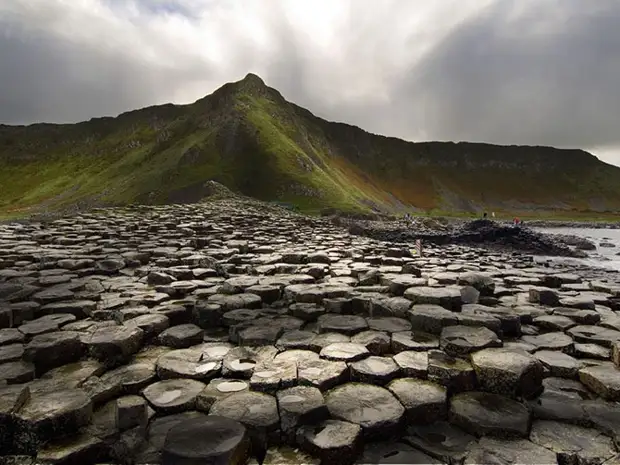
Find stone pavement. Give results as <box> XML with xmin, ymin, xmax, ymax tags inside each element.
<box><xmin>1</xmin><ymin>199</ymin><xmax>620</xmax><ymax>464</ymax></box>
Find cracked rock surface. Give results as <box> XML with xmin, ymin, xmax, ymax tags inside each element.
<box><xmin>1</xmin><ymin>198</ymin><xmax>619</xmax><ymax>464</ymax></box>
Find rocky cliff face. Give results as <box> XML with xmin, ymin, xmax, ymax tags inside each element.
<box><xmin>1</xmin><ymin>73</ymin><xmax>620</xmax><ymax>218</ymax></box>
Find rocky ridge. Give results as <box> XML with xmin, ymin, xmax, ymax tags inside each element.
<box><xmin>1</xmin><ymin>197</ymin><xmax>620</xmax><ymax>464</ymax></box>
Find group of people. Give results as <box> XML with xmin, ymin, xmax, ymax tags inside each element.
<box><xmin>482</xmin><ymin>211</ymin><xmax>524</xmax><ymax>226</ymax></box>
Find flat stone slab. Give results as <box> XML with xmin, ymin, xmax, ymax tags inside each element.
<box><xmin>579</xmin><ymin>363</ymin><xmax>620</xmax><ymax>401</ymax></box>
<box><xmin>388</xmin><ymin>378</ymin><xmax>447</xmax><ymax>424</ymax></box>
<box><xmin>351</xmin><ymin>330</ymin><xmax>391</xmax><ymax>355</ymax></box>
<box><xmin>15</xmin><ymin>389</ymin><xmax>93</xmax><ymax>453</ymax></box>
<box><xmin>196</xmin><ymin>378</ymin><xmax>250</xmax><ymax>412</ymax></box>
<box><xmin>298</xmin><ymin>358</ymin><xmax>348</xmax><ymax>391</ymax></box>
<box><xmin>407</xmin><ymin>305</ymin><xmax>458</xmax><ymax>334</ymax></box>
<box><xmin>0</xmin><ymin>360</ymin><xmax>35</xmax><ymax>384</ymax></box>
<box><xmin>296</xmin><ymin>419</ymin><xmax>362</xmax><ymax>464</ymax></box>
<box><xmin>317</xmin><ymin>314</ymin><xmax>368</xmax><ymax>335</ymax></box>
<box><xmin>521</xmin><ymin>332</ymin><xmax>574</xmax><ymax>353</ymax></box>
<box><xmin>391</xmin><ymin>330</ymin><xmax>439</xmax><ymax>352</ymax></box>
<box><xmin>23</xmin><ymin>331</ymin><xmax>84</xmax><ymax>375</ymax></box>
<box><xmin>404</xmin><ymin>287</ymin><xmax>462</xmax><ymax>311</ymax></box>
<box><xmin>392</xmin><ymin>351</ymin><xmax>428</xmax><ymax>378</ymax></box>
<box><xmin>276</xmin><ymin>385</ymin><xmax>328</xmax><ymax>436</ymax></box>
<box><xmin>470</xmin><ymin>348</ymin><xmax>543</xmax><ymax>399</ymax></box>
<box><xmin>350</xmin><ymin>356</ymin><xmax>401</xmax><ymax>385</ymax></box>
<box><xmin>84</xmin><ymin>325</ymin><xmax>144</xmax><ymax>366</ymax></box>
<box><xmin>568</xmin><ymin>325</ymin><xmax>620</xmax><ymax>348</ymax></box>
<box><xmin>427</xmin><ymin>350</ymin><xmax>476</xmax><ymax>392</ymax></box>
<box><xmin>535</xmin><ymin>350</ymin><xmax>582</xmax><ymax>378</ymax></box>
<box><xmin>325</xmin><ymin>383</ymin><xmax>404</xmax><ymax>438</ymax></box>
<box><xmin>143</xmin><ymin>379</ymin><xmax>206</xmax><ymax>413</ymax></box>
<box><xmin>530</xmin><ymin>420</ymin><xmax>616</xmax><ymax>465</ymax></box>
<box><xmin>156</xmin><ymin>348</ymin><xmax>222</xmax><ymax>381</ymax></box>
<box><xmin>403</xmin><ymin>421</ymin><xmax>475</xmax><ymax>464</ymax></box>
<box><xmin>449</xmin><ymin>391</ymin><xmax>531</xmax><ymax>438</ymax></box>
<box><xmin>356</xmin><ymin>441</ymin><xmax>442</xmax><ymax>464</ymax></box>
<box><xmin>209</xmin><ymin>391</ymin><xmax>280</xmax><ymax>435</ymax></box>
<box><xmin>464</xmin><ymin>437</ymin><xmax>558</xmax><ymax>465</ymax></box>
<box><xmin>439</xmin><ymin>325</ymin><xmax>502</xmax><ymax>357</ymax></box>
<box><xmin>320</xmin><ymin>342</ymin><xmax>369</xmax><ymax>362</ymax></box>
<box><xmin>157</xmin><ymin>324</ymin><xmax>204</xmax><ymax>349</ymax></box>
<box><xmin>162</xmin><ymin>415</ymin><xmax>250</xmax><ymax>465</ymax></box>
<box><xmin>366</xmin><ymin>317</ymin><xmax>411</xmax><ymax>333</ymax></box>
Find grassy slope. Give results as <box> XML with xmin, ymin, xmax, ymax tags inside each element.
<box><xmin>1</xmin><ymin>73</ymin><xmax>620</xmax><ymax>219</ymax></box>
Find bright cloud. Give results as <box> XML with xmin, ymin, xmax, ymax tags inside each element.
<box><xmin>1</xmin><ymin>0</ymin><xmax>620</xmax><ymax>166</ymax></box>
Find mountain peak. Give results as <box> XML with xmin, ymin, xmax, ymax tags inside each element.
<box><xmin>241</xmin><ymin>73</ymin><xmax>266</xmax><ymax>86</ymax></box>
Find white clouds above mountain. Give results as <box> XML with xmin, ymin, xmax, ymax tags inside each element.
<box><xmin>1</xmin><ymin>0</ymin><xmax>619</xmax><ymax>165</ymax></box>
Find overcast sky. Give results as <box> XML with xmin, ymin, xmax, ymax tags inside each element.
<box><xmin>1</xmin><ymin>0</ymin><xmax>620</xmax><ymax>165</ymax></box>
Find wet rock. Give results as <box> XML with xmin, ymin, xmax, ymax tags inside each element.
<box><xmin>124</xmin><ymin>314</ymin><xmax>170</xmax><ymax>339</ymax></box>
<box><xmin>250</xmin><ymin>359</ymin><xmax>297</xmax><ymax>393</ymax></box>
<box><xmin>440</xmin><ymin>325</ymin><xmax>502</xmax><ymax>357</ymax></box>
<box><xmin>533</xmin><ymin>314</ymin><xmax>577</xmax><ymax>331</ymax></box>
<box><xmin>36</xmin><ymin>432</ymin><xmax>105</xmax><ymax>465</ymax></box>
<box><xmin>115</xmin><ymin>395</ymin><xmax>148</xmax><ymax>431</ymax></box>
<box><xmin>0</xmin><ymin>385</ymin><xmax>30</xmax><ymax>454</ymax></box>
<box><xmin>408</xmin><ymin>305</ymin><xmax>458</xmax><ymax>335</ymax></box>
<box><xmin>317</xmin><ymin>314</ymin><xmax>368</xmax><ymax>336</ymax></box>
<box><xmin>161</xmin><ymin>415</ymin><xmax>250</xmax><ymax>465</ymax></box>
<box><xmin>297</xmin><ymin>419</ymin><xmax>362</xmax><ymax>465</ymax></box>
<box><xmin>464</xmin><ymin>437</ymin><xmax>558</xmax><ymax>465</ymax></box>
<box><xmin>404</xmin><ymin>287</ymin><xmax>462</xmax><ymax>311</ymax></box>
<box><xmin>0</xmin><ymin>360</ymin><xmax>35</xmax><ymax>384</ymax></box>
<box><xmin>23</xmin><ymin>331</ymin><xmax>84</xmax><ymax>375</ymax></box>
<box><xmin>325</xmin><ymin>383</ymin><xmax>404</xmax><ymax>438</ymax></box>
<box><xmin>458</xmin><ymin>272</ymin><xmax>495</xmax><ymax>296</ymax></box>
<box><xmin>575</xmin><ymin>342</ymin><xmax>610</xmax><ymax>360</ymax></box>
<box><xmin>143</xmin><ymin>379</ymin><xmax>206</xmax><ymax>414</ymax></box>
<box><xmin>239</xmin><ymin>325</ymin><xmax>284</xmax><ymax>346</ymax></box>
<box><xmin>356</xmin><ymin>441</ymin><xmax>442</xmax><ymax>464</ymax></box>
<box><xmin>392</xmin><ymin>350</ymin><xmax>428</xmax><ymax>378</ymax></box>
<box><xmin>196</xmin><ymin>378</ymin><xmax>250</xmax><ymax>412</ymax></box>
<box><xmin>535</xmin><ymin>350</ymin><xmax>582</xmax><ymax>378</ymax></box>
<box><xmin>157</xmin><ymin>324</ymin><xmax>204</xmax><ymax>349</ymax></box>
<box><xmin>0</xmin><ymin>328</ymin><xmax>25</xmax><ymax>346</ymax></box>
<box><xmin>449</xmin><ymin>391</ymin><xmax>531</xmax><ymax>438</ymax></box>
<box><xmin>276</xmin><ymin>386</ymin><xmax>329</xmax><ymax>440</ymax></box>
<box><xmin>351</xmin><ymin>330</ymin><xmax>391</xmax><ymax>355</ymax></box>
<box><xmin>403</xmin><ymin>421</ymin><xmax>475</xmax><ymax>464</ymax></box>
<box><xmin>320</xmin><ymin>343</ymin><xmax>369</xmax><ymax>362</ymax></box>
<box><xmin>298</xmin><ymin>358</ymin><xmax>348</xmax><ymax>391</ymax></box>
<box><xmin>349</xmin><ymin>356</ymin><xmax>400</xmax><ymax>385</ymax></box>
<box><xmin>530</xmin><ymin>420</ymin><xmax>616</xmax><ymax>465</ymax></box>
<box><xmin>0</xmin><ymin>343</ymin><xmax>24</xmax><ymax>364</ymax></box>
<box><xmin>387</xmin><ymin>378</ymin><xmax>447</xmax><ymax>424</ymax></box>
<box><xmin>470</xmin><ymin>347</ymin><xmax>544</xmax><ymax>399</ymax></box>
<box><xmin>156</xmin><ymin>347</ymin><xmax>223</xmax><ymax>381</ymax></box>
<box><xmin>208</xmin><ymin>293</ymin><xmax>262</xmax><ymax>310</ymax></box>
<box><xmin>579</xmin><ymin>363</ymin><xmax>620</xmax><ymax>401</ymax></box>
<box><xmin>366</xmin><ymin>316</ymin><xmax>412</xmax><ymax>333</ymax></box>
<box><xmin>99</xmin><ymin>362</ymin><xmax>156</xmax><ymax>396</ymax></box>
<box><xmin>85</xmin><ymin>325</ymin><xmax>144</xmax><ymax>367</ymax></box>
<box><xmin>522</xmin><ymin>332</ymin><xmax>574</xmax><ymax>354</ymax></box>
<box><xmin>428</xmin><ymin>350</ymin><xmax>477</xmax><ymax>393</ymax></box>
<box><xmin>209</xmin><ymin>391</ymin><xmax>279</xmax><ymax>450</ymax></box>
<box><xmin>391</xmin><ymin>330</ymin><xmax>439</xmax><ymax>353</ymax></box>
<box><xmin>263</xmin><ymin>446</ymin><xmax>320</xmax><ymax>465</ymax></box>
<box><xmin>568</xmin><ymin>325</ymin><xmax>620</xmax><ymax>348</ymax></box>
<box><xmin>15</xmin><ymin>389</ymin><xmax>92</xmax><ymax>454</ymax></box>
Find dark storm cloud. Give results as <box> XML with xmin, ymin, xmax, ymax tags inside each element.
<box><xmin>390</xmin><ymin>0</ymin><xmax>620</xmax><ymax>150</ymax></box>
<box><xmin>1</xmin><ymin>0</ymin><xmax>620</xmax><ymax>165</ymax></box>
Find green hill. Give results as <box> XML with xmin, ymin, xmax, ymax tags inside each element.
<box><xmin>2</xmin><ymin>73</ymin><xmax>620</xmax><ymax>219</ymax></box>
